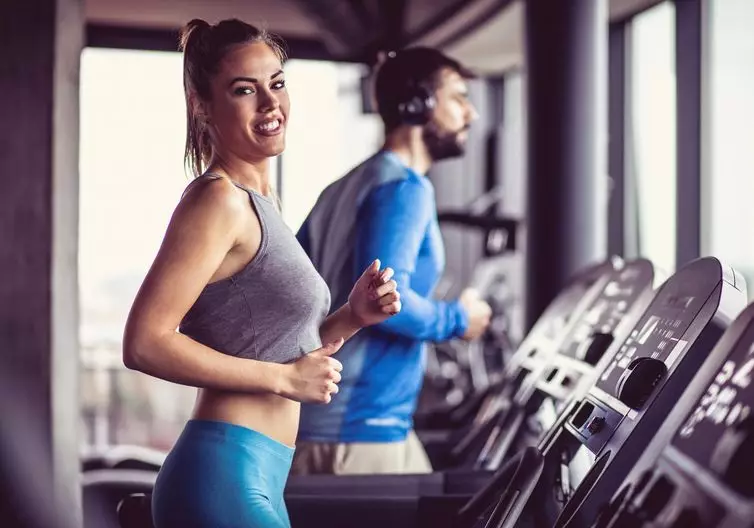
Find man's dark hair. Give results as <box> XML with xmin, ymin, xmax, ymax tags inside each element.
<box><xmin>373</xmin><ymin>47</ymin><xmax>475</xmax><ymax>131</ymax></box>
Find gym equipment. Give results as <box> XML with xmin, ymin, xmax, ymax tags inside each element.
<box><xmin>418</xmin><ymin>258</ymin><xmax>622</xmax><ymax>468</ymax></box>
<box><xmin>586</xmin><ymin>301</ymin><xmax>754</xmax><ymax>528</ymax></box>
<box><xmin>84</xmin><ymin>469</ymin><xmax>155</xmax><ymax>528</ymax></box>
<box><xmin>470</xmin><ymin>258</ymin><xmax>657</xmax><ymax>472</ymax></box>
<box><xmin>419</xmin><ymin>201</ymin><xmax>520</xmax><ymax>415</ymax></box>
<box><xmin>476</xmin><ymin>257</ymin><xmax>747</xmax><ymax>528</ymax></box>
<box><xmin>278</xmin><ymin>258</ymin><xmax>744</xmax><ymax>528</ymax></box>
<box><xmin>420</xmin><ymin>255</ymin><xmax>520</xmax><ymax>417</ymax></box>
<box><xmin>82</xmin><ymin>444</ymin><xmax>165</xmax><ymax>472</ymax></box>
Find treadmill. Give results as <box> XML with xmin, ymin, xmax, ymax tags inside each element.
<box><xmin>472</xmin><ymin>257</ymin><xmax>747</xmax><ymax>528</ymax></box>
<box><xmin>469</xmin><ymin>258</ymin><xmax>658</xmax><ymax>472</ymax></box>
<box><xmin>417</xmin><ymin>258</ymin><xmax>618</xmax><ymax>467</ymax></box>
<box><xmin>584</xmin><ymin>301</ymin><xmax>754</xmax><ymax>528</ymax></box>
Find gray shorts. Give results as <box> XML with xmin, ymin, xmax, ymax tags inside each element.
<box><xmin>291</xmin><ymin>430</ymin><xmax>433</xmax><ymax>476</ymax></box>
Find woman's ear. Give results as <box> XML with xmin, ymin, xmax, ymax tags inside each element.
<box><xmin>189</xmin><ymin>93</ymin><xmax>210</xmax><ymax>124</ymax></box>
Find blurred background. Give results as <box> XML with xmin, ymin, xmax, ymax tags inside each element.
<box><xmin>2</xmin><ymin>0</ymin><xmax>754</xmax><ymax>525</ymax></box>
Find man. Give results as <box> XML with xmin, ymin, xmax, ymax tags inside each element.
<box><xmin>293</xmin><ymin>47</ymin><xmax>492</xmax><ymax>475</ymax></box>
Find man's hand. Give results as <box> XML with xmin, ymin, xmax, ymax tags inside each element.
<box><xmin>459</xmin><ymin>288</ymin><xmax>492</xmax><ymax>341</ymax></box>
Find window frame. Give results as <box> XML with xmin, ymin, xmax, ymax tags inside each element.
<box><xmin>608</xmin><ymin>0</ymin><xmax>704</xmax><ymax>268</ymax></box>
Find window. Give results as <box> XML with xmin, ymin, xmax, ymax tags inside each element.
<box><xmin>704</xmin><ymin>0</ymin><xmax>754</xmax><ymax>298</ymax></box>
<box><xmin>79</xmin><ymin>49</ymin><xmax>192</xmax><ymax>453</ymax></box>
<box><xmin>629</xmin><ymin>1</ymin><xmax>677</xmax><ymax>275</ymax></box>
<box><xmin>79</xmin><ymin>48</ymin><xmax>381</xmax><ymax>454</ymax></box>
<box><xmin>281</xmin><ymin>61</ymin><xmax>382</xmax><ymax>231</ymax></box>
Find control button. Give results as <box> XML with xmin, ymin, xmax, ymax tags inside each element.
<box><xmin>582</xmin><ymin>332</ymin><xmax>615</xmax><ymax>365</ymax></box>
<box><xmin>587</xmin><ymin>416</ymin><xmax>606</xmax><ymax>434</ymax></box>
<box><xmin>638</xmin><ymin>474</ymin><xmax>675</xmax><ymax>520</ymax></box>
<box><xmin>711</xmin><ymin>416</ymin><xmax>754</xmax><ymax>497</ymax></box>
<box><xmin>616</xmin><ymin>357</ymin><xmax>668</xmax><ymax>410</ymax></box>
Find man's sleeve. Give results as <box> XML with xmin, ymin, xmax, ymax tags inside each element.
<box><xmin>355</xmin><ymin>179</ymin><xmax>468</xmax><ymax>342</ymax></box>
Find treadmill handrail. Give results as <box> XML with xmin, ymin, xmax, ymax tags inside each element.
<box><xmin>436</xmin><ymin>212</ymin><xmax>518</xmax><ymax>232</ymax></box>
<box><xmin>456</xmin><ymin>446</ymin><xmax>543</xmax><ymax>527</ymax></box>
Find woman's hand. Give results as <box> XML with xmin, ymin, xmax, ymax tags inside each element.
<box><xmin>347</xmin><ymin>259</ymin><xmax>402</xmax><ymax>328</ymax></box>
<box><xmin>280</xmin><ymin>339</ymin><xmax>344</xmax><ymax>403</ymax></box>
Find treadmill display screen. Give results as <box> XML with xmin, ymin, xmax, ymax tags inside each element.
<box><xmin>560</xmin><ymin>262</ymin><xmax>653</xmax><ymax>360</ymax></box>
<box><xmin>672</xmin><ymin>324</ymin><xmax>754</xmax><ymax>467</ymax></box>
<box><xmin>541</xmin><ymin>283</ymin><xmax>594</xmax><ymax>341</ymax></box>
<box><xmin>512</xmin><ymin>277</ymin><xmax>601</xmax><ymax>369</ymax></box>
<box><xmin>596</xmin><ymin>260</ymin><xmax>722</xmax><ymax>399</ymax></box>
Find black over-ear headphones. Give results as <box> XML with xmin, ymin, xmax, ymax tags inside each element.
<box><xmin>377</xmin><ymin>49</ymin><xmax>439</xmax><ymax>126</ymax></box>
<box><xmin>396</xmin><ymin>81</ymin><xmax>436</xmax><ymax>126</ymax></box>
<box><xmin>380</xmin><ymin>48</ymin><xmax>437</xmax><ymax>126</ymax></box>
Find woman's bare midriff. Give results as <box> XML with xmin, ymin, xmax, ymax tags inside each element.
<box><xmin>191</xmin><ymin>389</ymin><xmax>300</xmax><ymax>448</ymax></box>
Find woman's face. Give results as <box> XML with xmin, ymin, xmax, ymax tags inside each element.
<box><xmin>204</xmin><ymin>41</ymin><xmax>289</xmax><ymax>163</ymax></box>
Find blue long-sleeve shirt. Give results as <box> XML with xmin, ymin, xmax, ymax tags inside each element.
<box><xmin>296</xmin><ymin>151</ymin><xmax>468</xmax><ymax>442</ymax></box>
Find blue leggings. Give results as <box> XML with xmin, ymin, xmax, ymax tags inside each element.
<box><xmin>152</xmin><ymin>420</ymin><xmax>294</xmax><ymax>528</ymax></box>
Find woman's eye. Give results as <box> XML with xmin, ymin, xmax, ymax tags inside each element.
<box><xmin>234</xmin><ymin>86</ymin><xmax>255</xmax><ymax>96</ymax></box>
<box><xmin>272</xmin><ymin>80</ymin><xmax>286</xmax><ymax>90</ymax></box>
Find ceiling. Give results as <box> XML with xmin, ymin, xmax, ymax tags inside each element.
<box><xmin>440</xmin><ymin>0</ymin><xmax>665</xmax><ymax>75</ymax></box>
<box><xmin>86</xmin><ymin>0</ymin><xmax>665</xmax><ymax>73</ymax></box>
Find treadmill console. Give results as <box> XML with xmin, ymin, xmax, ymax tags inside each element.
<box><xmin>550</xmin><ymin>258</ymin><xmax>747</xmax><ymax>527</ymax></box>
<box><xmin>592</xmin><ymin>303</ymin><xmax>754</xmax><ymax>528</ymax></box>
<box><xmin>479</xmin><ymin>260</ymin><xmax>657</xmax><ymax>471</ymax></box>
<box><xmin>505</xmin><ymin>261</ymin><xmax>614</xmax><ymax>395</ymax></box>
<box><xmin>528</xmin><ymin>259</ymin><xmax>656</xmax><ymax>406</ymax></box>
<box><xmin>448</xmin><ymin>262</ymin><xmax>617</xmax><ymax>468</ymax></box>
<box><xmin>561</xmin><ymin>262</ymin><xmax>656</xmax><ymax>361</ymax></box>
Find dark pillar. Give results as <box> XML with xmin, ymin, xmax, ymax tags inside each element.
<box><xmin>524</xmin><ymin>0</ymin><xmax>609</xmax><ymax>329</ymax></box>
<box><xmin>675</xmin><ymin>0</ymin><xmax>702</xmax><ymax>268</ymax></box>
<box><xmin>0</xmin><ymin>0</ymin><xmax>83</xmax><ymax>524</ymax></box>
<box><xmin>607</xmin><ymin>23</ymin><xmax>627</xmax><ymax>258</ymax></box>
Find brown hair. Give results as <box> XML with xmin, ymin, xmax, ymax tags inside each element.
<box><xmin>179</xmin><ymin>19</ymin><xmax>287</xmax><ymax>177</ymax></box>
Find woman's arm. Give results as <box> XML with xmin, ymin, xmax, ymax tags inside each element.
<box><xmin>319</xmin><ymin>304</ymin><xmax>362</xmax><ymax>345</ymax></box>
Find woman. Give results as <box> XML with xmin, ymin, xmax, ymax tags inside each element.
<box><xmin>122</xmin><ymin>18</ymin><xmax>401</xmax><ymax>528</ymax></box>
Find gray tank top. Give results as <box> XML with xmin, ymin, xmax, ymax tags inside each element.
<box><xmin>179</xmin><ymin>175</ymin><xmax>332</xmax><ymax>364</ymax></box>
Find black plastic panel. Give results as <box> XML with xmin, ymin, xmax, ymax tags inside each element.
<box><xmin>672</xmin><ymin>323</ymin><xmax>754</xmax><ymax>468</ymax></box>
<box><xmin>596</xmin><ymin>259</ymin><xmax>724</xmax><ymax>399</ymax></box>
<box><xmin>560</xmin><ymin>260</ymin><xmax>655</xmax><ymax>361</ymax></box>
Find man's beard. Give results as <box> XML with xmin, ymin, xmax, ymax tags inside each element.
<box><xmin>422</xmin><ymin>120</ymin><xmax>467</xmax><ymax>161</ymax></box>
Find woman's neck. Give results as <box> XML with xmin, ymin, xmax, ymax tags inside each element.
<box><xmin>207</xmin><ymin>153</ymin><xmax>272</xmax><ymax>196</ymax></box>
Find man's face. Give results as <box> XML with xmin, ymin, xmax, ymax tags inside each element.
<box><xmin>423</xmin><ymin>67</ymin><xmax>479</xmax><ymax>161</ymax></box>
